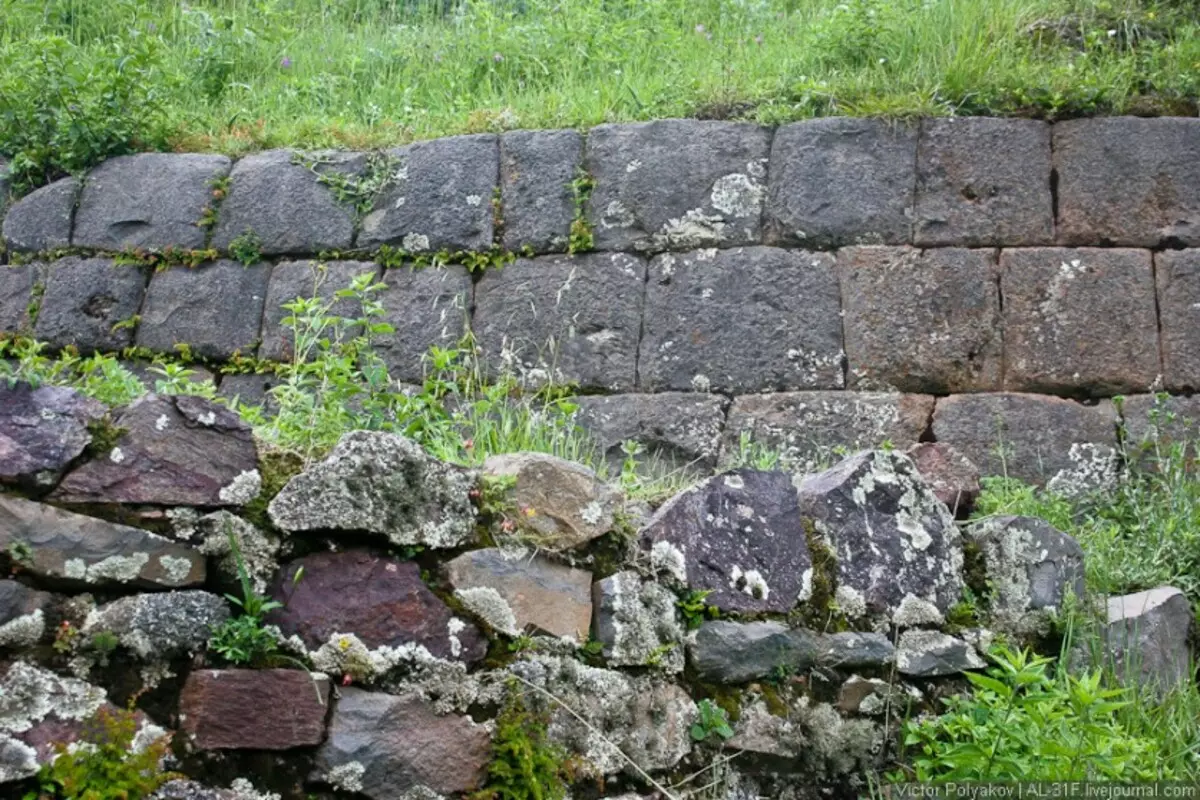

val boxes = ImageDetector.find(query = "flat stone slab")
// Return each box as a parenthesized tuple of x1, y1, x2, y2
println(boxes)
(136, 260, 270, 361)
(374, 266, 471, 384)
(0, 495, 205, 589)
(34, 257, 147, 354)
(839, 246, 1002, 392)
(212, 150, 362, 256)
(1154, 249, 1200, 391)
(269, 550, 485, 663)
(474, 252, 645, 391)
(914, 118, 1053, 246)
(765, 118, 916, 248)
(500, 129, 582, 253)
(482, 452, 617, 550)
(179, 669, 331, 750)
(0, 263, 37, 335)
(586, 120, 770, 252)
(932, 392, 1118, 490)
(82, 590, 229, 660)
(818, 632, 896, 669)
(640, 247, 843, 393)
(641, 468, 812, 614)
(1103, 587, 1193, 695)
(896, 630, 984, 677)
(359, 134, 497, 252)
(1000, 248, 1159, 395)
(689, 620, 817, 683)
(1055, 117, 1200, 246)
(259, 260, 379, 361)
(0, 382, 105, 490)
(719, 391, 934, 473)
(73, 153, 231, 251)
(571, 392, 729, 473)
(446, 548, 593, 639)
(2, 177, 77, 252)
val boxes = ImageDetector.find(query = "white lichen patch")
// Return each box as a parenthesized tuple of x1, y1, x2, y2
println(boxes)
(1047, 442, 1119, 498)
(229, 778, 282, 800)
(690, 374, 712, 392)
(465, 194, 482, 206)
(157, 555, 194, 585)
(709, 173, 764, 218)
(650, 208, 726, 250)
(0, 609, 44, 649)
(447, 617, 466, 658)
(218, 469, 263, 505)
(0, 733, 39, 782)
(835, 585, 868, 619)
(455, 587, 519, 636)
(166, 507, 200, 540)
(63, 559, 87, 580)
(580, 501, 604, 526)
(601, 200, 636, 229)
(798, 567, 814, 603)
(326, 761, 366, 793)
(730, 565, 770, 601)
(402, 233, 430, 252)
(0, 662, 107, 738)
(81, 553, 150, 584)
(892, 594, 944, 628)
(154, 414, 171, 432)
(197, 411, 217, 426)
(650, 540, 688, 585)
(109, 447, 125, 464)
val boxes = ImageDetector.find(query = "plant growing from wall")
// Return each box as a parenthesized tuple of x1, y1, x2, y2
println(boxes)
(228, 229, 263, 266)
(207, 526, 294, 667)
(690, 698, 735, 743)
(471, 689, 567, 800)
(567, 171, 595, 254)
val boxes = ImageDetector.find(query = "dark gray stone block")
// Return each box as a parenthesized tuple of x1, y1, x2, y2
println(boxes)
(764, 118, 916, 248)
(2, 177, 77, 253)
(474, 253, 646, 391)
(689, 621, 818, 684)
(374, 266, 472, 384)
(586, 120, 771, 252)
(500, 129, 582, 254)
(571, 392, 728, 472)
(137, 260, 269, 360)
(640, 247, 842, 393)
(0, 263, 38, 335)
(259, 260, 380, 361)
(1154, 249, 1200, 391)
(34, 257, 147, 353)
(73, 153, 231, 251)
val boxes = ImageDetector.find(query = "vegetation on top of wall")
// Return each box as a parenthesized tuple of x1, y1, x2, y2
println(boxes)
(2, 0, 1198, 193)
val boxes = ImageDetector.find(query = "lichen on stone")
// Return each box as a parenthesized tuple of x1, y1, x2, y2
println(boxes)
(326, 761, 366, 793)
(217, 469, 262, 506)
(454, 587, 519, 637)
(0, 609, 44, 649)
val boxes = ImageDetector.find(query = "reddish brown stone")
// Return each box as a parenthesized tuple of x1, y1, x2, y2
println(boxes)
(907, 442, 982, 517)
(268, 550, 486, 663)
(179, 669, 330, 750)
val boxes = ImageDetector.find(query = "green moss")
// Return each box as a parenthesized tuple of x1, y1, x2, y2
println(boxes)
(84, 417, 127, 458)
(791, 519, 850, 631)
(962, 537, 989, 601)
(242, 446, 304, 530)
(755, 682, 791, 718)
(471, 686, 567, 800)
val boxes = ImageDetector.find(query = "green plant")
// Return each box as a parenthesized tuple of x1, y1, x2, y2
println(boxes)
(567, 171, 594, 254)
(298, 150, 399, 220)
(90, 630, 121, 666)
(207, 525, 287, 666)
(472, 690, 567, 800)
(228, 230, 263, 266)
(690, 698, 734, 743)
(676, 589, 719, 630)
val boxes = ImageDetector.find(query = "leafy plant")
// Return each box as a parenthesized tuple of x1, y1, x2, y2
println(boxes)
(207, 526, 287, 666)
(690, 698, 734, 742)
(676, 589, 719, 630)
(472, 690, 566, 800)
(228, 230, 264, 266)
(567, 171, 595, 254)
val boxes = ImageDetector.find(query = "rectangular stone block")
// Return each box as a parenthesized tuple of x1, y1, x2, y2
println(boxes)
(73, 153, 231, 251)
(571, 392, 729, 473)
(259, 260, 381, 362)
(764, 118, 916, 248)
(137, 260, 269, 361)
(0, 263, 38, 335)
(640, 246, 843, 393)
(212, 150, 361, 256)
(1000, 247, 1159, 395)
(719, 391, 933, 473)
(179, 668, 331, 750)
(585, 120, 770, 252)
(501, 129, 582, 254)
(374, 266, 472, 384)
(932, 392, 1118, 490)
(2, 177, 77, 253)
(473, 252, 646, 391)
(914, 118, 1053, 246)
(1154, 249, 1200, 391)
(1055, 117, 1200, 247)
(34, 258, 147, 354)
(839, 246, 1001, 393)
(359, 134, 498, 252)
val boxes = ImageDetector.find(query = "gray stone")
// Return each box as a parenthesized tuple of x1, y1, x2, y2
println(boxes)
(797, 450, 963, 622)
(0, 579, 53, 649)
(137, 260, 270, 361)
(33, 257, 147, 353)
(216, 372, 276, 408)
(0, 382, 105, 490)
(720, 391, 934, 473)
(73, 153, 231, 251)
(259, 260, 379, 361)
(0, 661, 108, 783)
(483, 452, 617, 550)
(1103, 587, 1193, 695)
(1055, 117, 1200, 246)
(969, 515, 1085, 634)
(914, 118, 1053, 246)
(0, 495, 206, 589)
(837, 677, 913, 716)
(359, 134, 497, 252)
(500, 129, 582, 253)
(931, 392, 1118, 489)
(689, 620, 818, 683)
(1, 177, 77, 252)
(51, 394, 260, 507)
(586, 120, 771, 252)
(374, 265, 472, 383)
(212, 150, 361, 255)
(896, 630, 984, 677)
(81, 590, 229, 660)
(571, 392, 728, 473)
(640, 468, 812, 614)
(474, 252, 645, 391)
(907, 442, 982, 516)
(268, 430, 477, 548)
(818, 632, 896, 669)
(765, 118, 916, 248)
(1154, 249, 1200, 391)
(153, 781, 236, 800)
(446, 548, 592, 639)
(1001, 248, 1159, 395)
(640, 247, 842, 393)
(1121, 394, 1200, 462)
(839, 246, 1002, 392)
(316, 688, 491, 799)
(0, 263, 37, 334)
(593, 571, 684, 671)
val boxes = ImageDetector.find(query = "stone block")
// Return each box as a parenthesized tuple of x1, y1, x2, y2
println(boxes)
(0, 263, 38, 335)
(34, 257, 147, 353)
(1103, 587, 1193, 696)
(1154, 249, 1200, 390)
(179, 669, 331, 750)
(914, 118, 1053, 246)
(374, 266, 471, 383)
(764, 118, 916, 248)
(1, 177, 77, 253)
(640, 247, 842, 393)
(259, 260, 379, 361)
(473, 252, 645, 391)
(586, 120, 770, 251)
(137, 260, 269, 360)
(500, 129, 582, 253)
(1055, 117, 1200, 246)
(1000, 248, 1159, 395)
(839, 246, 1002, 392)
(571, 392, 729, 472)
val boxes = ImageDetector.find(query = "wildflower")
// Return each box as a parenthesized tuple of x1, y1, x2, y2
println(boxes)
(755, 34, 764, 45)
(463, 438, 474, 450)
(492, 52, 504, 63)
(695, 24, 705, 34)
(342, 673, 353, 687)
(280, 56, 292, 69)
(500, 518, 515, 533)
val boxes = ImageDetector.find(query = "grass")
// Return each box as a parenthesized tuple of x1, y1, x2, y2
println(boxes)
(1, 0, 1198, 192)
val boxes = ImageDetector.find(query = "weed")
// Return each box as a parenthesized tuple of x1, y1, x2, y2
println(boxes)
(690, 698, 734, 743)
(471, 688, 567, 800)
(676, 589, 719, 631)
(567, 171, 594, 254)
(228, 229, 263, 266)
(90, 630, 121, 666)
(207, 524, 296, 667)
(297, 150, 400, 221)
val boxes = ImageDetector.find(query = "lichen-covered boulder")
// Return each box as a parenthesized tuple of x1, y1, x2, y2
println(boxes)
(593, 571, 684, 671)
(907, 442, 982, 517)
(0, 579, 53, 649)
(190, 511, 279, 595)
(689, 620, 818, 684)
(0, 496, 205, 589)
(51, 394, 260, 508)
(179, 669, 331, 750)
(818, 632, 896, 669)
(0, 661, 107, 783)
(268, 430, 477, 548)
(81, 590, 229, 660)
(1103, 587, 1193, 696)
(797, 450, 963, 623)
(0, 382, 105, 490)
(482, 452, 618, 550)
(641, 468, 813, 614)
(896, 630, 984, 677)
